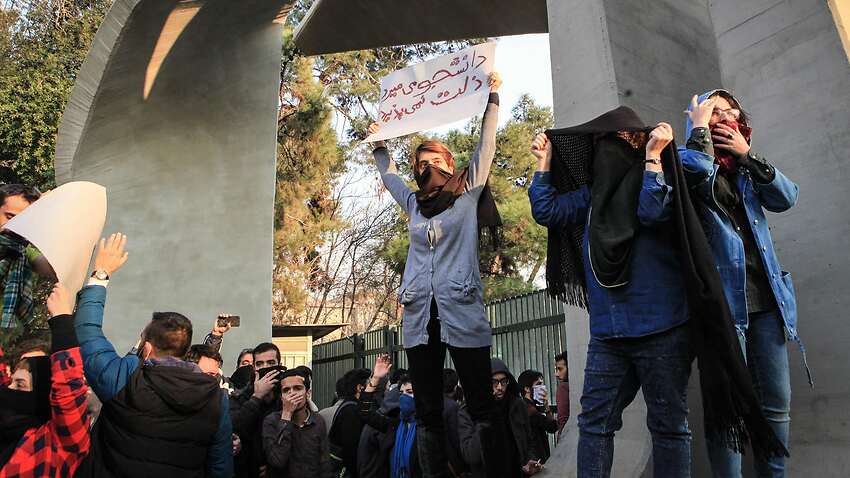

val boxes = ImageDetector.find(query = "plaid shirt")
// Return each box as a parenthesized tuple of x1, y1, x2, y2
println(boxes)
(0, 348, 91, 478)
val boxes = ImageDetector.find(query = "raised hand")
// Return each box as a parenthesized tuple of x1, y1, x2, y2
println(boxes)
(212, 315, 233, 337)
(47, 283, 74, 317)
(93, 233, 129, 276)
(488, 71, 502, 92)
(685, 95, 717, 129)
(371, 353, 393, 380)
(281, 392, 305, 421)
(530, 133, 552, 163)
(712, 123, 750, 158)
(252, 370, 281, 402)
(646, 122, 674, 158)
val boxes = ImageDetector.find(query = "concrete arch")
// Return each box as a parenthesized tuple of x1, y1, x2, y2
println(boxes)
(56, 0, 292, 369)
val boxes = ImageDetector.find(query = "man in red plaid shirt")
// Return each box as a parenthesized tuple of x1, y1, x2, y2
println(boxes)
(0, 283, 91, 478)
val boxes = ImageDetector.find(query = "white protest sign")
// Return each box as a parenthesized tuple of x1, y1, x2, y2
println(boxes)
(5, 181, 107, 295)
(364, 42, 496, 142)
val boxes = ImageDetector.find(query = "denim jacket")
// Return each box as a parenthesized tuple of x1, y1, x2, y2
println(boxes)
(679, 143, 800, 338)
(528, 170, 689, 339)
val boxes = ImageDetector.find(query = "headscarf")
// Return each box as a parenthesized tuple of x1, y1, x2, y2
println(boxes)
(413, 163, 502, 248)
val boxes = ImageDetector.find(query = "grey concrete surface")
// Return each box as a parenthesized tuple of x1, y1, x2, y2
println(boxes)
(55, 0, 292, 371)
(293, 0, 547, 55)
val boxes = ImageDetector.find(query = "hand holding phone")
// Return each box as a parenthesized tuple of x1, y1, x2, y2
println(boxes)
(216, 314, 241, 329)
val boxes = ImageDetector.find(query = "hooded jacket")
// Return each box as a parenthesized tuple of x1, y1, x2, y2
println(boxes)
(458, 359, 539, 478)
(679, 90, 803, 349)
(73, 285, 232, 478)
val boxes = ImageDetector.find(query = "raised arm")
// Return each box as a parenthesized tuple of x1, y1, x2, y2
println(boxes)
(527, 133, 590, 227)
(45, 284, 91, 463)
(638, 122, 675, 226)
(368, 128, 416, 215)
(74, 233, 136, 403)
(465, 72, 502, 193)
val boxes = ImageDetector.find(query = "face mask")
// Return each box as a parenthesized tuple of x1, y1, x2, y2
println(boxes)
(399, 393, 416, 421)
(414, 164, 453, 193)
(712, 120, 751, 175)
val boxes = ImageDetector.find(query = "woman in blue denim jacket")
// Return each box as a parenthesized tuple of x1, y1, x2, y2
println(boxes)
(679, 89, 805, 478)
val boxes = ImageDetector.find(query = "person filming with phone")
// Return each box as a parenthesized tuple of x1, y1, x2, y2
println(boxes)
(517, 370, 558, 464)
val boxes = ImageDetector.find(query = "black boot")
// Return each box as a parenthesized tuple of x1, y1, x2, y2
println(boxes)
(416, 425, 450, 478)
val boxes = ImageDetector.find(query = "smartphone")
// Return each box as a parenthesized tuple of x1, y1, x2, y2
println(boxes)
(217, 314, 241, 328)
(533, 384, 547, 404)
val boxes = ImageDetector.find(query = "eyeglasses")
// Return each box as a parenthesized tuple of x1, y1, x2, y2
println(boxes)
(711, 108, 740, 120)
(491, 378, 509, 388)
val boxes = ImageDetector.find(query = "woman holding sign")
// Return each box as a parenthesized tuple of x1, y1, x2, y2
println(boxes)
(368, 72, 536, 478)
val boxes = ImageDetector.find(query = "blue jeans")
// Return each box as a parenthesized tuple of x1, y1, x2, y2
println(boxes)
(577, 324, 692, 478)
(707, 310, 791, 477)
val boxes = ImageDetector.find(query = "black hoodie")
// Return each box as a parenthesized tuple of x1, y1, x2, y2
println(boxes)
(75, 361, 223, 478)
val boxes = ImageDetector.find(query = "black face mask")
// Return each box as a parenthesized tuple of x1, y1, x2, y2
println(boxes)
(0, 356, 51, 467)
(414, 164, 454, 194)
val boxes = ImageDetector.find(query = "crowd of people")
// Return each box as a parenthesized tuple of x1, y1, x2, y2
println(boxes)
(0, 70, 801, 478)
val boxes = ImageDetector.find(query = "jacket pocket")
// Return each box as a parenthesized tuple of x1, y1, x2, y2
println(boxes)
(449, 279, 480, 305)
(399, 287, 418, 305)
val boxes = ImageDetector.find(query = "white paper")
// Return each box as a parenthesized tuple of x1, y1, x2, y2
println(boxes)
(364, 42, 496, 142)
(5, 181, 107, 295)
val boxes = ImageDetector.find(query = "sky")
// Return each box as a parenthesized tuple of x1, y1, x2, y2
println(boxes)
(332, 33, 553, 141)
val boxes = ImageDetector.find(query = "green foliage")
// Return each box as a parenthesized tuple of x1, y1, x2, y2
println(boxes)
(0, 0, 111, 189)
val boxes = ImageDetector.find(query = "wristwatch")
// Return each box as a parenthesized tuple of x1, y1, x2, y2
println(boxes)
(644, 158, 661, 165)
(91, 269, 110, 281)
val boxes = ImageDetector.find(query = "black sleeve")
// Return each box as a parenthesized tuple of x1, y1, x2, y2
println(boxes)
(529, 410, 559, 434)
(330, 406, 363, 472)
(738, 151, 776, 184)
(49, 314, 78, 353)
(686, 127, 714, 156)
(488, 92, 499, 106)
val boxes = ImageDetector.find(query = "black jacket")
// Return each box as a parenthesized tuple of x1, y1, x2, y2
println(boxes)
(76, 364, 222, 478)
(230, 385, 280, 478)
(522, 398, 557, 462)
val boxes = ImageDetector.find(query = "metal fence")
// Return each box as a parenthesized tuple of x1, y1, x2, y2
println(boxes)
(312, 289, 569, 409)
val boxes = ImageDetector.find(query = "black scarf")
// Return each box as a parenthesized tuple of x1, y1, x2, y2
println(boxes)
(545, 106, 787, 459)
(0, 356, 51, 467)
(414, 165, 502, 246)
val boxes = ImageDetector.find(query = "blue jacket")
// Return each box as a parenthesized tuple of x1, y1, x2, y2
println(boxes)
(529, 170, 689, 339)
(74, 285, 233, 477)
(679, 90, 800, 344)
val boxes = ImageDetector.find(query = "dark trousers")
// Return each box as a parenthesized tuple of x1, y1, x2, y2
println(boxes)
(406, 299, 496, 427)
(577, 324, 693, 478)
(406, 299, 500, 477)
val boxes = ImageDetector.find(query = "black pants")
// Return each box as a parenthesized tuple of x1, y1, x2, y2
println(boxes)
(406, 299, 496, 427)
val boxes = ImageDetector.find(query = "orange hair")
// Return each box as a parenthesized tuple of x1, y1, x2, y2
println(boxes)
(413, 140, 455, 171)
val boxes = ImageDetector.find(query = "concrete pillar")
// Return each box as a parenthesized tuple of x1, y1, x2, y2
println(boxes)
(55, 0, 292, 370)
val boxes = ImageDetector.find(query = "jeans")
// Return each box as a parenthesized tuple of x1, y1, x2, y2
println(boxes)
(577, 324, 692, 478)
(406, 299, 502, 476)
(706, 310, 791, 478)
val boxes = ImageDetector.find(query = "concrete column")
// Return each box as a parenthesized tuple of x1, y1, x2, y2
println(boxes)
(56, 0, 292, 370)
